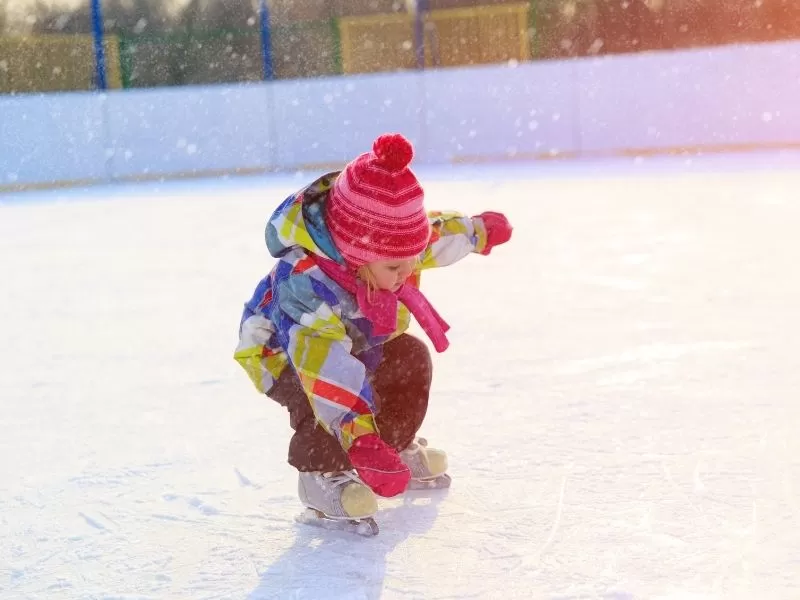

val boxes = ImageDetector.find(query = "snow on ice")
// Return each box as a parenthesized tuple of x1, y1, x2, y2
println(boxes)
(1, 155, 800, 599)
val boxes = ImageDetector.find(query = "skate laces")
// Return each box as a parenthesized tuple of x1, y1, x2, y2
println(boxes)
(321, 470, 363, 489)
(401, 437, 428, 456)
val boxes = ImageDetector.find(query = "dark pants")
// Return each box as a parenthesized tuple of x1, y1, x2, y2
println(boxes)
(267, 334, 432, 472)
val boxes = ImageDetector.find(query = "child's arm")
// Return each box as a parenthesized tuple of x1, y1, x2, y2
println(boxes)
(419, 210, 511, 270)
(277, 274, 379, 451)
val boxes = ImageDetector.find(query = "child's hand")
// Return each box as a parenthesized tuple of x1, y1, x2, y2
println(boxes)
(476, 211, 513, 255)
(347, 433, 411, 497)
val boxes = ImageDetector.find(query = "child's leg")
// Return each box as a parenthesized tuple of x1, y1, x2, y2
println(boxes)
(267, 334, 430, 469)
(269, 370, 379, 519)
(267, 369, 351, 472)
(372, 334, 432, 452)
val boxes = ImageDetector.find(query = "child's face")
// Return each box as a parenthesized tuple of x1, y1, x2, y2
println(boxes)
(364, 258, 416, 292)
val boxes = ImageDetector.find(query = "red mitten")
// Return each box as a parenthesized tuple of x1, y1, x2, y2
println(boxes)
(347, 433, 411, 497)
(476, 211, 513, 255)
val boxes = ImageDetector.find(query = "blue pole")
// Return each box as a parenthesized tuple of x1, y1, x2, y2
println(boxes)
(414, 0, 428, 70)
(90, 0, 107, 90)
(258, 0, 274, 80)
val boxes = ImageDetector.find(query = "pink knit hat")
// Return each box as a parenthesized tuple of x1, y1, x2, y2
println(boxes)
(326, 133, 430, 267)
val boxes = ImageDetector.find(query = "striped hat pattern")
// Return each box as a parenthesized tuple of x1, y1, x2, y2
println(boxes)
(326, 133, 430, 266)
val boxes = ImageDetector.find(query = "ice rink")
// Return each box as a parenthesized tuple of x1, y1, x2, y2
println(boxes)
(2, 154, 799, 599)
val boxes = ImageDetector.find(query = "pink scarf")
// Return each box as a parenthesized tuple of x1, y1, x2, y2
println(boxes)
(315, 256, 450, 353)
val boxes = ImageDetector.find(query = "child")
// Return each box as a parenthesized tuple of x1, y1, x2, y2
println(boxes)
(234, 133, 512, 522)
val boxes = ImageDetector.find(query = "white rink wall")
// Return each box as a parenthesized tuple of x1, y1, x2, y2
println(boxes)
(2, 39, 799, 190)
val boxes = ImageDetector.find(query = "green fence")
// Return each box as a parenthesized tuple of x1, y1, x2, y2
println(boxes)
(118, 21, 342, 88)
(3, 0, 800, 94)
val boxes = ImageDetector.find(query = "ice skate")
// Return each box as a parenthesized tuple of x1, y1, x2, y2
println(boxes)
(295, 471, 380, 536)
(400, 438, 452, 491)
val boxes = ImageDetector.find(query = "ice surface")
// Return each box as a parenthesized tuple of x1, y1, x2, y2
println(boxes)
(2, 154, 800, 599)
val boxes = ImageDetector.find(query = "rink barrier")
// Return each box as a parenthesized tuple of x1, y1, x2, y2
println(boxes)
(451, 142, 800, 164)
(2, 39, 799, 193)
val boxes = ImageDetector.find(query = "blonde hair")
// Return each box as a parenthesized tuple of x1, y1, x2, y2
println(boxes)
(356, 257, 421, 300)
(357, 265, 379, 300)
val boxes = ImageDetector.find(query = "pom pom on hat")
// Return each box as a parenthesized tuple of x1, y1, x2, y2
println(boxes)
(372, 134, 414, 172)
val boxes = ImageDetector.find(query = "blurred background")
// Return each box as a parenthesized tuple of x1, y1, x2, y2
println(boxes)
(2, 0, 799, 95)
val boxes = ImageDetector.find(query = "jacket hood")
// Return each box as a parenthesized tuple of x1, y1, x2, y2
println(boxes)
(265, 172, 345, 263)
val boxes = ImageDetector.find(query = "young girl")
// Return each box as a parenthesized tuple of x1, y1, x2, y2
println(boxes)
(234, 133, 512, 526)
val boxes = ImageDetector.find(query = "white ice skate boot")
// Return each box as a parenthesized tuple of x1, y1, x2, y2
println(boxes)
(295, 471, 380, 536)
(399, 438, 452, 490)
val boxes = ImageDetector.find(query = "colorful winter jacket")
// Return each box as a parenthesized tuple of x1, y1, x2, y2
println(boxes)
(234, 172, 488, 451)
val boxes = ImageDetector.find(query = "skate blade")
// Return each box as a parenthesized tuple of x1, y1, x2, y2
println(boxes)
(295, 507, 379, 537)
(406, 473, 452, 491)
